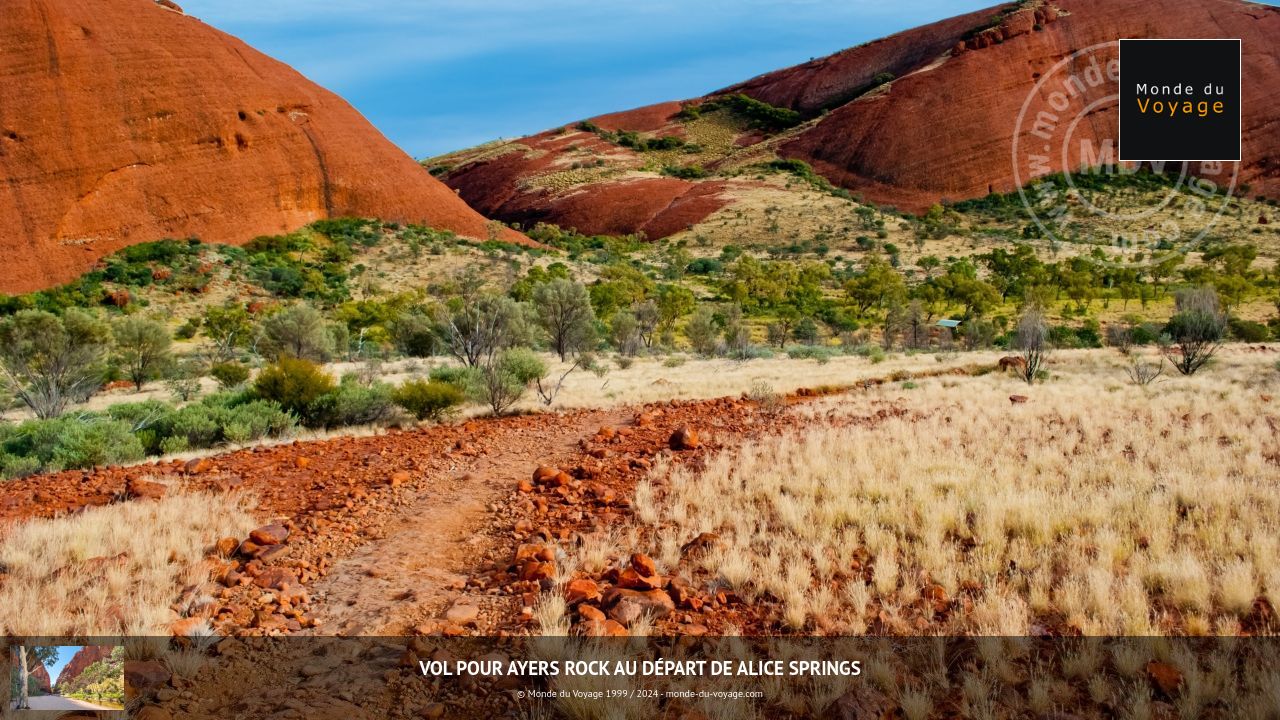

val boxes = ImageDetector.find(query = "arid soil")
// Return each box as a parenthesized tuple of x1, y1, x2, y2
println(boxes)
(0, 391, 828, 637)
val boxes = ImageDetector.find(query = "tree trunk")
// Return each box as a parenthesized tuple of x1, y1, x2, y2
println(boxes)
(19, 644, 30, 709)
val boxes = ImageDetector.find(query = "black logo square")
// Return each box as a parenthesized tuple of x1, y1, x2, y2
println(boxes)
(1118, 39, 1240, 162)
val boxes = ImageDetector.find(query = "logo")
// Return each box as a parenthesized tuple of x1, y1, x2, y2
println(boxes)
(1012, 41, 1240, 270)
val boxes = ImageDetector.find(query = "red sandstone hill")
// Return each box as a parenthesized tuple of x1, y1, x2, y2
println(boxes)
(0, 0, 527, 294)
(436, 0, 1279, 237)
(55, 645, 113, 689)
(30, 658, 53, 693)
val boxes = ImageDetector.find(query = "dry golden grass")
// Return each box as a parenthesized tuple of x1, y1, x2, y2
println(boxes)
(621, 346, 1280, 635)
(0, 485, 256, 636)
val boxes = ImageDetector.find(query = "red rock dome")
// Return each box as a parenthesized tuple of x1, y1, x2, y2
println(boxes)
(0, 0, 529, 294)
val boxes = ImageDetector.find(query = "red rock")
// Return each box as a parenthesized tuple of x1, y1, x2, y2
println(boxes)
(441, 0, 1279, 224)
(532, 466, 560, 484)
(135, 707, 173, 720)
(249, 523, 289, 546)
(1009, 395, 1030, 404)
(562, 578, 599, 605)
(630, 553, 658, 577)
(294, 457, 311, 469)
(252, 567, 299, 591)
(617, 567, 663, 590)
(0, 0, 531, 294)
(389, 470, 411, 487)
(669, 427, 700, 451)
(1146, 661, 1183, 695)
(578, 604, 606, 622)
(606, 588, 675, 621)
(184, 458, 213, 475)
(514, 543, 549, 563)
(214, 537, 239, 557)
(28, 659, 52, 693)
(582, 618, 630, 637)
(518, 561, 556, 582)
(680, 532, 720, 557)
(170, 617, 206, 637)
(126, 476, 167, 500)
(125, 660, 171, 697)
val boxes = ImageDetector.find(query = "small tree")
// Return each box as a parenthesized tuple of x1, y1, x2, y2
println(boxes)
(610, 311, 641, 356)
(437, 295, 528, 368)
(1014, 307, 1049, 385)
(474, 347, 546, 415)
(1162, 287, 1226, 376)
(536, 352, 595, 406)
(684, 307, 718, 356)
(392, 379, 466, 421)
(16, 645, 59, 709)
(532, 279, 596, 361)
(253, 356, 336, 420)
(0, 309, 112, 419)
(202, 304, 253, 361)
(259, 304, 334, 362)
(113, 315, 173, 391)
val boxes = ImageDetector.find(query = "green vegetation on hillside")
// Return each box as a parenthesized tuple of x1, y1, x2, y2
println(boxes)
(1, 168, 1277, 480)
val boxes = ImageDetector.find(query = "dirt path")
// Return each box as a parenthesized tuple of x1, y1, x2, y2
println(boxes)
(307, 408, 630, 635)
(22, 695, 118, 710)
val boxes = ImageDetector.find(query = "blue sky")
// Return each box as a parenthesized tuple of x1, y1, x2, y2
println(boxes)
(43, 646, 76, 686)
(181, 0, 995, 159)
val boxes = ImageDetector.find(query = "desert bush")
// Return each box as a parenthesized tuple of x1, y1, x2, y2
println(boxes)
(532, 279, 597, 361)
(112, 316, 173, 391)
(1105, 324, 1133, 354)
(308, 375, 398, 428)
(1229, 318, 1270, 342)
(1162, 287, 1226, 376)
(786, 345, 837, 363)
(1125, 356, 1165, 386)
(258, 304, 335, 362)
(473, 347, 546, 415)
(252, 357, 336, 421)
(1015, 308, 1050, 384)
(108, 395, 294, 453)
(0, 416, 144, 477)
(0, 309, 112, 419)
(165, 377, 202, 402)
(390, 310, 438, 357)
(209, 361, 250, 389)
(393, 379, 466, 421)
(684, 307, 719, 356)
(428, 365, 481, 391)
(436, 295, 531, 368)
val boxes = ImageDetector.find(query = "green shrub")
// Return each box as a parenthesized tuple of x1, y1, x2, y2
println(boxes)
(428, 365, 481, 392)
(473, 348, 546, 415)
(392, 379, 466, 421)
(786, 345, 837, 363)
(309, 376, 397, 428)
(253, 357, 336, 421)
(662, 165, 708, 179)
(0, 416, 144, 477)
(1229, 318, 1270, 342)
(210, 361, 251, 389)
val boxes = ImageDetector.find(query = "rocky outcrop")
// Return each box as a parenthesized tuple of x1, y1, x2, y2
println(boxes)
(55, 645, 114, 688)
(778, 0, 1279, 212)
(440, 0, 1278, 227)
(0, 0, 527, 294)
(30, 659, 52, 693)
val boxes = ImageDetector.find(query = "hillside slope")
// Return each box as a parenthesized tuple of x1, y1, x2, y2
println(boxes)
(434, 0, 1279, 237)
(0, 0, 527, 294)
